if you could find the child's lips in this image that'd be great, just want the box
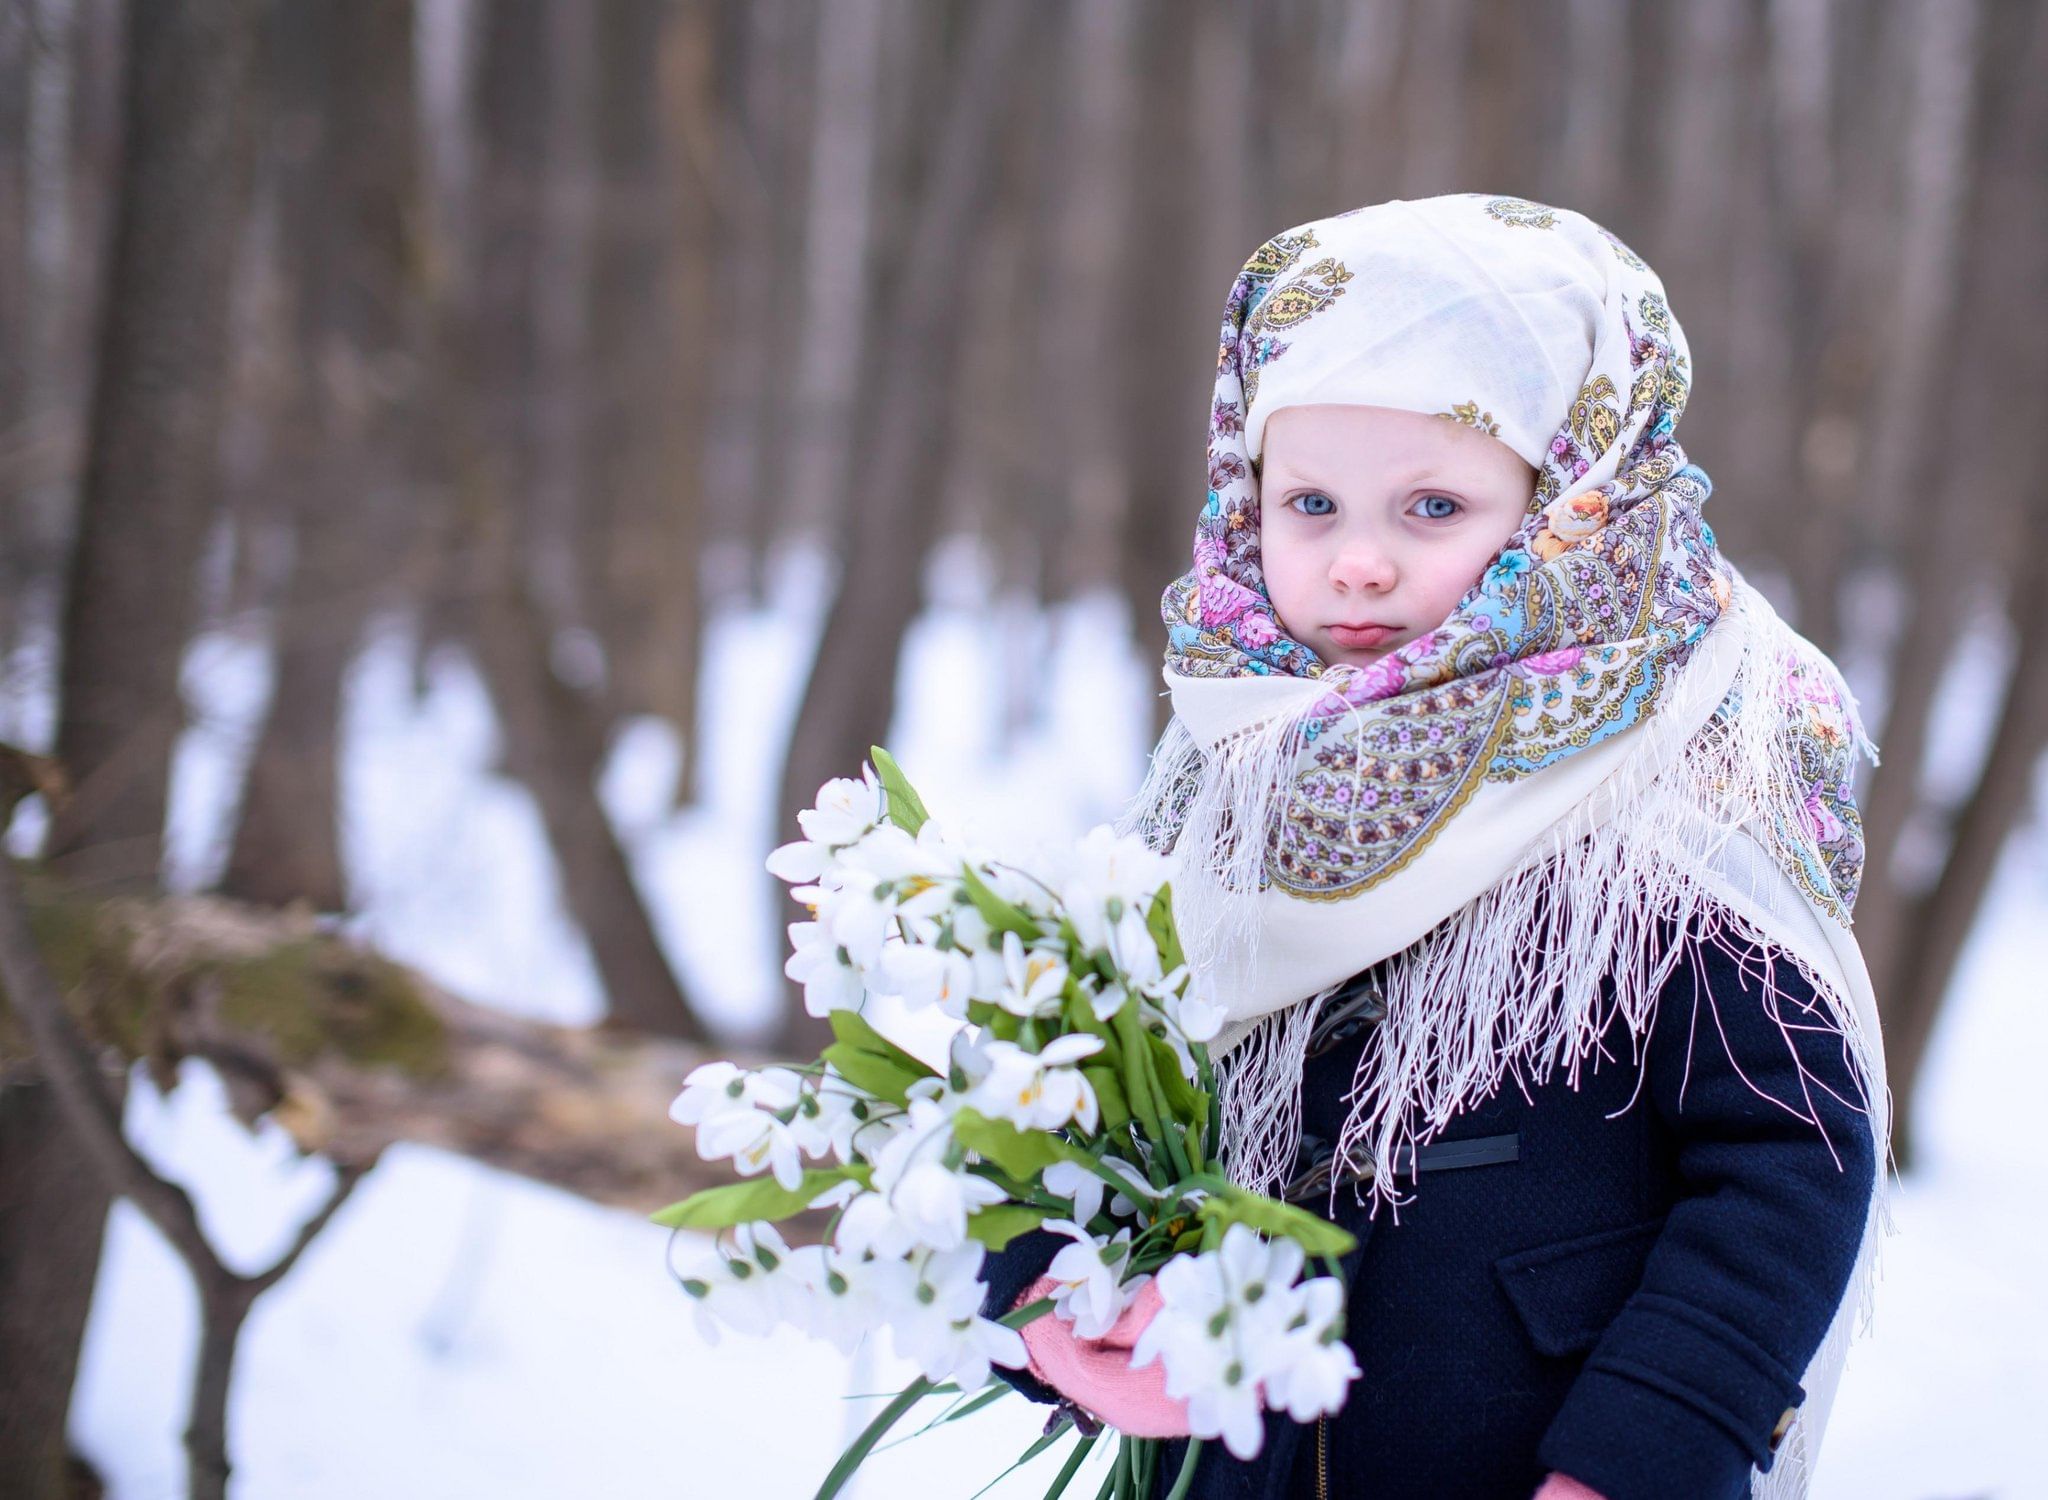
[1329,622,1400,649]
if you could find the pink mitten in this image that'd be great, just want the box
[1012,1275,1193,1438]
[1532,1474,1608,1500]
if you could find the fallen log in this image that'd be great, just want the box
[0,866,800,1219]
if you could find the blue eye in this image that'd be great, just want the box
[1290,492,1336,517]
[1413,494,1460,520]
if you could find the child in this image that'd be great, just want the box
[979,194,1888,1500]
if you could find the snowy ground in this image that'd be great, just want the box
[17,542,2045,1498]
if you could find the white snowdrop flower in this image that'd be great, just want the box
[889,1245,1029,1390]
[808,869,895,970]
[1043,1159,1104,1227]
[1166,984,1225,1045]
[868,1096,956,1191]
[783,919,867,1016]
[786,1067,867,1165]
[889,1160,1008,1252]
[1042,1222,1137,1338]
[1259,1277,1359,1422]
[677,1222,802,1345]
[780,1241,891,1356]
[1100,1154,1160,1216]
[1130,1225,1313,1461]
[1084,974,1132,1023]
[1056,825,1173,955]
[863,1096,1002,1251]
[800,767,885,849]
[875,941,974,1019]
[694,1101,808,1192]
[832,1189,920,1260]
[667,1060,801,1130]
[1188,1353,1270,1460]
[961,1035,1104,1134]
[1104,902,1168,990]
[996,929,1069,1018]
[837,826,960,928]
[765,767,885,884]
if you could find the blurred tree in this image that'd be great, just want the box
[220,0,426,911]
[774,0,1045,1053]
[0,1,261,1493]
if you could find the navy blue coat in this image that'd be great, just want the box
[979,911,1877,1500]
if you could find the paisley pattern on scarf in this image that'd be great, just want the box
[1158,194,1867,920]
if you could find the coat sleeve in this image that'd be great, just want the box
[977,1226,1069,1406]
[1537,913,1880,1500]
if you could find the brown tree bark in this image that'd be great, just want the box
[220,0,424,912]
[1,3,260,1495]
[579,0,710,801]
[444,0,705,1041]
[1840,0,1986,1016]
[45,0,259,890]
[773,1,1043,1055]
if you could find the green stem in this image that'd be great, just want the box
[1162,1438,1205,1500]
[1000,1294,1056,1330]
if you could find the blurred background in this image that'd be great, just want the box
[0,0,2043,1496]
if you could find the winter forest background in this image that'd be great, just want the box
[0,0,2043,1497]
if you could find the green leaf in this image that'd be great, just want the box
[814,1376,935,1499]
[951,1107,1089,1179]
[820,1042,922,1105]
[1145,1029,1203,1125]
[827,1009,939,1078]
[1080,1063,1132,1134]
[869,746,929,835]
[1195,1187,1358,1258]
[1111,999,1165,1142]
[960,863,1040,941]
[965,1202,1052,1250]
[650,1168,853,1230]
[1043,1431,1101,1500]
[967,1418,1079,1500]
[1145,885,1186,974]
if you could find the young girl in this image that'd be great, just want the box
[979,193,1888,1500]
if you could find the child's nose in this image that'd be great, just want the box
[1329,544,1397,593]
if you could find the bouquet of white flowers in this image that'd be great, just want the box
[660,750,1360,1499]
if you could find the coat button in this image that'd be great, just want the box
[1768,1404,1797,1452]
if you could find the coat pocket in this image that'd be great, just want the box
[1492,1216,1667,1359]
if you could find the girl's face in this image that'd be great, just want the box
[1258,403,1537,669]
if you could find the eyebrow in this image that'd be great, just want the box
[1268,462,1443,491]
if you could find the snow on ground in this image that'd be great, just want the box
[42,542,2048,1498]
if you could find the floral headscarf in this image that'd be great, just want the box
[1155,193,1865,921]
[1121,195,1888,1500]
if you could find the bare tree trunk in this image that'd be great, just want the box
[774,1,1042,1055]
[658,3,716,806]
[47,0,260,889]
[1046,0,1138,599]
[1885,552,2048,1164]
[1838,0,1985,1011]
[467,504,709,1042]
[444,0,704,1040]
[782,0,885,547]
[581,0,709,794]
[221,0,424,911]
[1,4,258,1494]
[1862,0,2045,1161]
[0,1073,120,1499]
[1119,0,1208,730]
[700,0,804,602]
